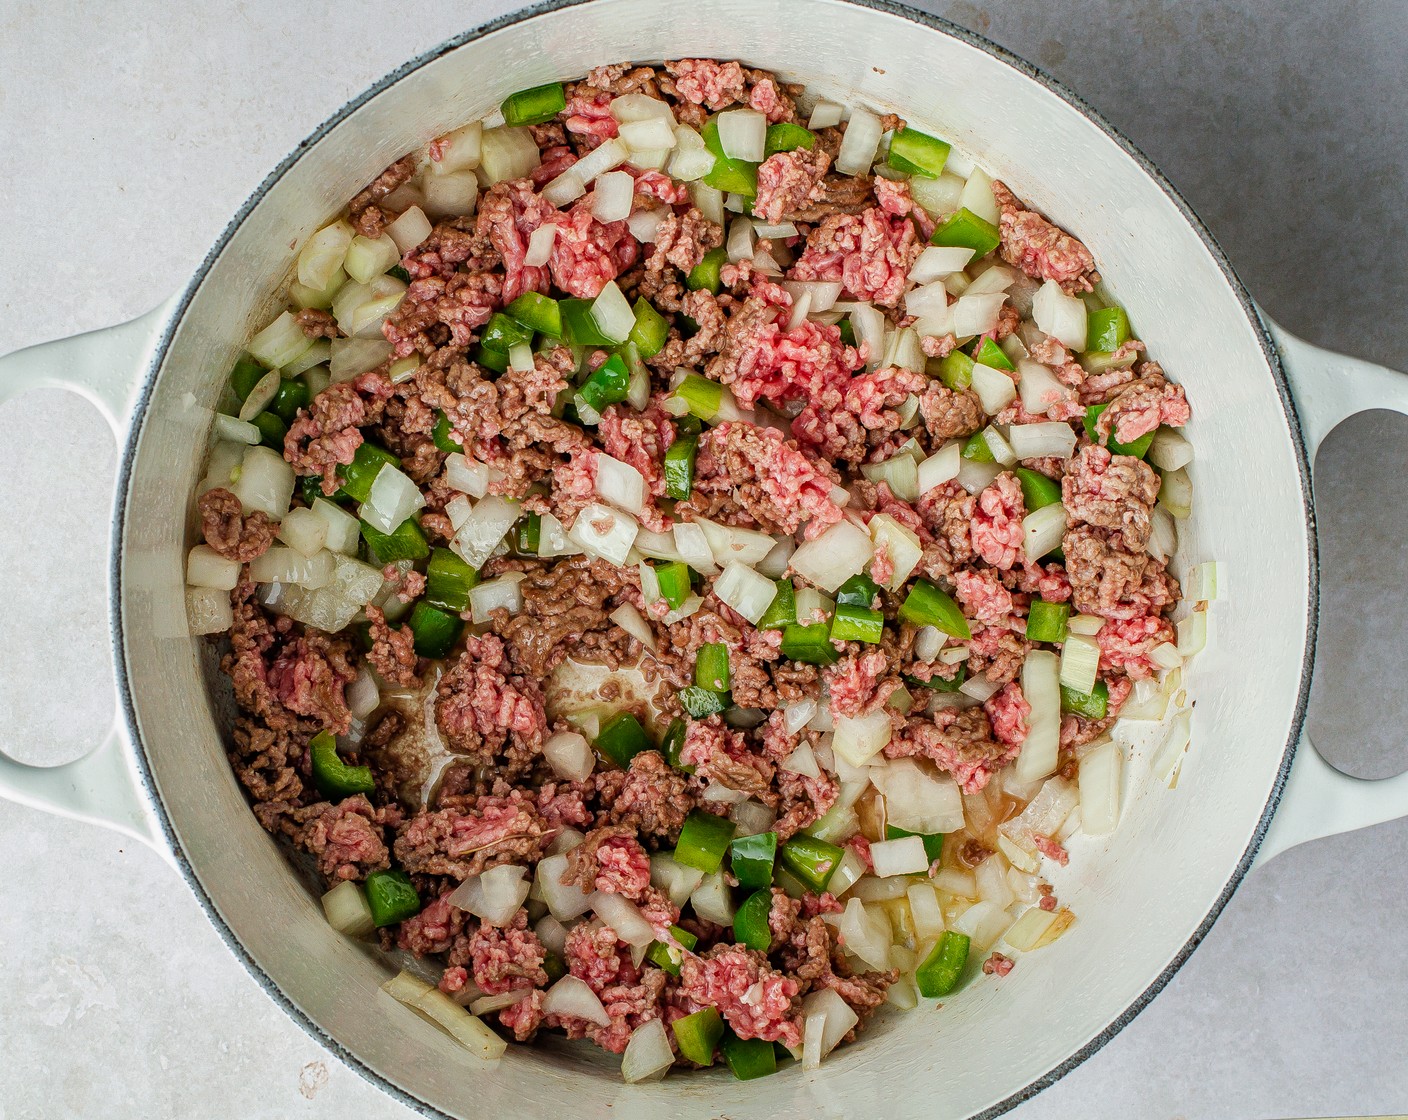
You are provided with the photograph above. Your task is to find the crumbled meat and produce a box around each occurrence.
[885,707,1019,794]
[970,472,1027,570]
[394,790,552,880]
[435,634,547,774]
[991,179,1099,293]
[790,206,923,308]
[1061,445,1160,551]
[365,605,421,688]
[198,487,276,562]
[1095,370,1191,446]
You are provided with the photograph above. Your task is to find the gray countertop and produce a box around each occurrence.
[1,1,1405,1116]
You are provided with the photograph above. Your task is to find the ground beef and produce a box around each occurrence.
[919,382,985,441]
[983,952,1015,977]
[679,715,774,798]
[456,910,550,994]
[348,155,415,238]
[229,716,306,804]
[752,148,832,224]
[792,364,926,465]
[563,826,652,899]
[382,271,501,358]
[365,606,421,688]
[474,178,558,304]
[966,619,1030,685]
[1095,370,1191,445]
[282,382,367,491]
[789,206,922,308]
[824,649,901,720]
[991,180,1099,294]
[1061,445,1160,551]
[953,569,1015,625]
[677,945,802,1047]
[1062,525,1179,620]
[985,681,1030,747]
[600,750,695,844]
[264,795,398,881]
[295,307,339,339]
[547,194,638,298]
[646,207,722,277]
[198,487,276,562]
[398,893,468,957]
[435,634,547,774]
[487,556,631,678]
[683,421,842,537]
[663,58,748,109]
[970,472,1027,570]
[884,707,1019,794]
[394,791,552,881]
[779,915,896,1032]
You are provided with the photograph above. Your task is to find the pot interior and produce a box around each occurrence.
[116,1,1312,1116]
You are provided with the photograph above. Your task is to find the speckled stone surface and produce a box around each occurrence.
[1,2,1405,1117]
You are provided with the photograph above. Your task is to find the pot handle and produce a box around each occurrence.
[1254,313,1408,864]
[0,301,178,864]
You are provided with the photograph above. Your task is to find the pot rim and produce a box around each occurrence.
[108,1,1319,1115]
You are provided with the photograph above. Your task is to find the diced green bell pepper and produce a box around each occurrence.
[972,336,1015,371]
[309,730,376,798]
[663,435,698,500]
[505,291,563,338]
[829,603,884,644]
[898,580,971,639]
[424,547,479,613]
[407,601,463,659]
[501,82,567,127]
[230,355,267,401]
[364,870,421,928]
[730,832,778,892]
[654,561,693,610]
[763,122,817,157]
[674,809,737,873]
[627,297,669,358]
[578,353,632,415]
[835,574,880,609]
[721,1033,778,1080]
[595,712,651,769]
[251,410,288,450]
[1086,305,1130,354]
[885,824,943,865]
[757,580,796,631]
[431,410,464,454]
[887,127,951,178]
[938,349,975,390]
[916,930,971,997]
[1061,680,1109,720]
[1025,600,1070,643]
[271,375,311,424]
[701,117,759,196]
[733,888,774,952]
[930,207,1001,258]
[687,246,728,294]
[694,642,731,692]
[360,517,429,565]
[337,442,399,503]
[561,298,618,347]
[779,622,839,666]
[679,685,730,719]
[672,1006,725,1066]
[778,834,845,892]
[660,717,693,773]
[1014,466,1062,511]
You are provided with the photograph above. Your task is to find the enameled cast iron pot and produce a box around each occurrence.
[4,2,1408,1116]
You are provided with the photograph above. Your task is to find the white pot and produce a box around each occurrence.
[2,2,1406,1117]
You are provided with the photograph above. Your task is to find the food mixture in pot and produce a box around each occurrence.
[185,58,1211,1080]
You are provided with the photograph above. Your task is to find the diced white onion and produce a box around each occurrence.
[1187,560,1223,602]
[543,730,595,782]
[831,710,892,767]
[448,864,530,927]
[957,167,1000,226]
[909,171,966,220]
[836,107,883,176]
[445,453,490,498]
[568,502,639,566]
[650,852,705,907]
[518,223,557,269]
[1022,502,1067,562]
[1153,708,1193,783]
[1147,503,1177,563]
[869,836,929,877]
[970,361,1018,415]
[917,442,963,495]
[981,426,1018,467]
[889,327,926,373]
[1160,467,1193,519]
[689,870,735,926]
[975,856,1014,910]
[386,206,432,255]
[1001,776,1079,849]
[480,126,540,184]
[621,1018,674,1083]
[186,585,234,635]
[626,207,668,243]
[951,293,1008,338]
[952,899,1011,951]
[1150,641,1184,671]
[248,311,314,371]
[453,495,520,568]
[591,170,635,223]
[594,453,647,516]
[1032,280,1088,351]
[470,572,526,622]
[807,101,844,129]
[908,883,945,941]
[534,853,594,920]
[506,341,534,374]
[756,534,795,580]
[717,107,766,162]
[837,898,893,970]
[903,280,952,322]
[232,445,295,519]
[1067,613,1105,636]
[731,798,776,837]
[1149,426,1194,472]
[536,511,581,559]
[187,545,240,591]
[305,498,357,556]
[964,264,1019,297]
[469,989,530,1017]
[534,914,568,958]
[297,221,355,292]
[844,302,883,370]
[1059,633,1101,695]
[959,674,1001,702]
[344,233,401,286]
[610,602,657,652]
[868,513,924,592]
[431,120,483,173]
[1003,905,1060,952]
[321,879,375,937]
[574,136,631,188]
[690,182,725,226]
[933,867,977,899]
[671,521,717,573]
[710,561,775,625]
[694,518,776,569]
[250,545,335,590]
[1008,422,1078,460]
[870,758,964,833]
[542,975,611,1026]
[1014,650,1061,783]
[1017,359,1077,417]
[329,336,393,382]
[956,457,1002,495]
[801,987,857,1069]
[790,519,875,593]
[860,454,919,503]
[662,593,705,625]
[781,735,820,775]
[1078,738,1123,836]
[361,464,425,535]
[724,215,756,265]
[589,892,656,948]
[589,280,635,343]
[910,245,975,284]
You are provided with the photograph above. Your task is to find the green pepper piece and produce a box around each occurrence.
[757,580,796,631]
[431,410,464,454]
[915,930,971,997]
[424,547,479,613]
[309,729,376,798]
[779,622,840,666]
[694,642,731,693]
[930,207,1001,258]
[833,574,877,610]
[542,950,567,984]
[778,834,845,893]
[1083,404,1155,458]
[1086,306,1130,354]
[687,246,728,294]
[336,442,400,503]
[1061,680,1109,720]
[887,127,951,178]
[660,717,693,774]
[387,264,411,285]
[672,1006,725,1067]
[251,410,288,450]
[837,317,856,347]
[645,924,699,976]
[407,601,463,659]
[480,311,534,355]
[701,117,759,196]
[663,435,698,501]
[829,603,885,644]
[360,517,430,565]
[474,344,510,374]
[885,824,944,865]
[912,664,967,693]
[670,373,724,422]
[679,685,730,719]
[938,349,975,391]
[561,298,617,347]
[972,336,1015,371]
[230,354,266,401]
[961,429,995,463]
[763,122,816,157]
[271,375,311,424]
[364,870,421,928]
[732,888,774,952]
[674,809,737,873]
[898,580,971,639]
[1014,466,1063,511]
[730,831,778,892]
[514,512,541,556]
[627,296,669,358]
[500,82,567,127]
[653,561,693,610]
[1025,600,1070,643]
[595,712,651,769]
[578,353,632,415]
[505,291,563,338]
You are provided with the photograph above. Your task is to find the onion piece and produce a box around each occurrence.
[1059,634,1101,695]
[689,870,735,926]
[964,263,1019,296]
[1022,503,1068,562]
[917,441,963,495]
[756,534,795,579]
[1032,280,1088,350]
[361,464,425,535]
[781,735,820,774]
[1017,359,1077,417]
[1004,905,1061,952]
[386,205,432,254]
[1146,503,1178,563]
[470,989,530,1017]
[187,545,240,591]
[1153,707,1193,784]
[480,126,540,184]
[836,107,883,175]
[544,730,595,782]
[861,454,919,503]
[1014,651,1061,783]
[454,495,520,568]
[870,758,964,833]
[1160,467,1193,519]
[713,561,776,625]
[524,223,558,267]
[568,502,639,565]
[807,101,844,129]
[330,336,393,382]
[610,602,657,652]
[952,899,1012,951]
[909,245,975,283]
[469,572,526,622]
[907,883,945,941]
[594,453,647,516]
[423,171,479,220]
[589,280,635,343]
[277,507,329,557]
[959,674,1000,702]
[542,976,611,1026]
[1007,422,1078,460]
[447,864,530,927]
[321,879,375,937]
[837,898,892,970]
[535,853,594,920]
[790,519,875,593]
[430,120,483,173]
[956,456,1002,495]
[850,303,886,369]
[981,426,1018,467]
[831,709,893,767]
[717,107,767,162]
[869,836,929,877]
[951,293,1008,338]
[957,167,1000,225]
[731,798,776,837]
[969,361,1018,415]
[801,988,857,1068]
[1187,560,1223,602]
[232,445,295,519]
[621,1018,674,1083]
[590,891,656,948]
[695,517,777,568]
[592,170,635,223]
[650,852,705,907]
[868,513,924,592]
[1078,738,1123,836]
[933,867,977,899]
[1149,426,1194,472]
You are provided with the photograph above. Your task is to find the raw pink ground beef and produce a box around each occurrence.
[789,207,923,307]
